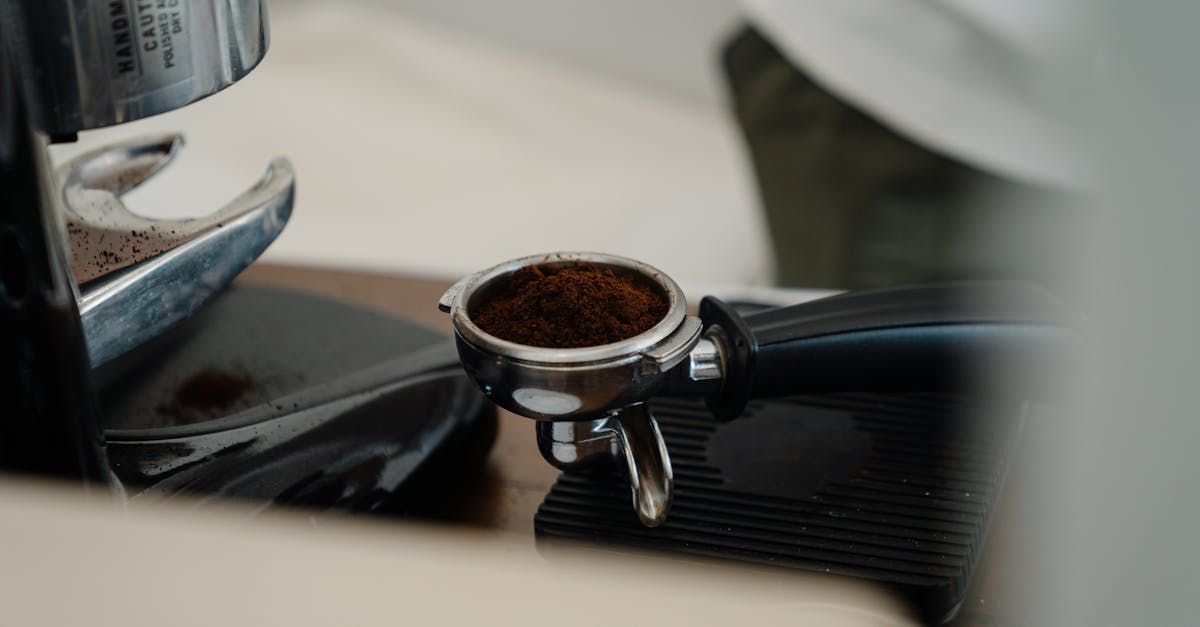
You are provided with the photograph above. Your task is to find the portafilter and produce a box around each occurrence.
[439,252,1078,527]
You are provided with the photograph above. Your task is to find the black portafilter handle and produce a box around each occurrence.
[694,282,1082,420]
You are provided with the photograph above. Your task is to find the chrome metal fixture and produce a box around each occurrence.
[9,0,270,136]
[59,133,294,367]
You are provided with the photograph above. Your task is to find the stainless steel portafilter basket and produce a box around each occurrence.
[440,252,1079,527]
[438,252,705,525]
[439,253,701,421]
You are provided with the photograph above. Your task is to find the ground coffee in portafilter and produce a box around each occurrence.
[471,263,668,348]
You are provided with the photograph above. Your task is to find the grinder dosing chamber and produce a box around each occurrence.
[439,252,1077,527]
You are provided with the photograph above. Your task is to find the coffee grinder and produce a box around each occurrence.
[0,1,493,514]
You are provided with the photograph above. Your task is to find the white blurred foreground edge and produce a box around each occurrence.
[0,477,916,626]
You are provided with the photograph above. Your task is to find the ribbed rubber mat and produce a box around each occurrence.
[534,393,1021,624]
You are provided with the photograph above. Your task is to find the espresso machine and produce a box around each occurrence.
[0,1,493,513]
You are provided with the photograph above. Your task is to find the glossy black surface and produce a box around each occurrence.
[107,365,489,513]
[100,286,494,513]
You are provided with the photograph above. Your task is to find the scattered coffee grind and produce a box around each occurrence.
[472,263,668,348]
[153,369,258,427]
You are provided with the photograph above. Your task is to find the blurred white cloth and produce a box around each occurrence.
[743,0,1095,190]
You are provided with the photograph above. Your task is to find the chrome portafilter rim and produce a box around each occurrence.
[441,251,689,366]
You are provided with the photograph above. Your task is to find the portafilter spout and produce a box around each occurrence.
[440,252,1080,527]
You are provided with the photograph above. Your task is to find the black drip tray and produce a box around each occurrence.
[535,393,1022,624]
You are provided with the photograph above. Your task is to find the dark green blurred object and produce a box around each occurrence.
[722,27,1081,294]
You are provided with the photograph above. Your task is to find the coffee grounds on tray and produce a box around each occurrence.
[156,369,257,424]
[471,263,667,348]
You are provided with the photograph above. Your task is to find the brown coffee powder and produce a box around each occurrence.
[471,263,668,348]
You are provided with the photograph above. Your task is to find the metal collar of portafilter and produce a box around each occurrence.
[438,252,708,526]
